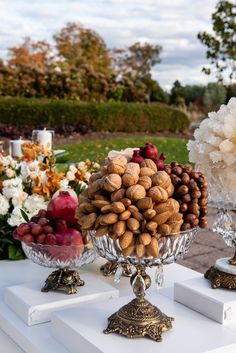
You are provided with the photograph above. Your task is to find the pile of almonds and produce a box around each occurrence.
[77,155,187,258]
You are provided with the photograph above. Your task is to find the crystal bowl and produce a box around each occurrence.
[90,228,197,342]
[21,242,96,294]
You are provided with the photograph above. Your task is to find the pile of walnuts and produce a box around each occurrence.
[77,155,190,258]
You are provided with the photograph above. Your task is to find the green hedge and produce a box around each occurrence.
[0,98,189,133]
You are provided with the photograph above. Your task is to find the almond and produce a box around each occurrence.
[143,209,156,220]
[136,244,145,258]
[157,224,171,235]
[112,221,126,236]
[139,233,152,245]
[111,188,126,202]
[96,226,109,237]
[100,213,118,225]
[122,244,135,257]
[127,218,140,231]
[132,211,144,222]
[147,237,159,257]
[111,201,125,214]
[136,197,153,210]
[120,198,132,207]
[119,210,131,221]
[101,204,112,213]
[92,199,110,208]
[153,211,173,225]
[81,213,97,230]
[146,221,158,232]
[119,231,133,249]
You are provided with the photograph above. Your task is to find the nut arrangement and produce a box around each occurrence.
[165,162,208,230]
[77,152,208,258]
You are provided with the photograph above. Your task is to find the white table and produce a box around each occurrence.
[0,259,201,353]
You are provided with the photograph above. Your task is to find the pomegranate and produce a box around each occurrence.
[130,150,144,164]
[153,153,166,170]
[55,228,84,246]
[52,228,84,260]
[140,143,158,159]
[47,191,78,226]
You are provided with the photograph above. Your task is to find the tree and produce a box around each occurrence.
[8,37,53,71]
[114,42,162,80]
[53,22,112,74]
[203,82,227,111]
[198,1,236,81]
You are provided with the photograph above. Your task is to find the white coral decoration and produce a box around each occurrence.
[187,97,236,167]
[0,194,10,216]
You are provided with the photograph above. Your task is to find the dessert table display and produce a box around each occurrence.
[188,97,236,289]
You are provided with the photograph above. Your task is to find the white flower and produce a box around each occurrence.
[6,168,15,178]
[66,170,76,181]
[77,161,86,170]
[84,171,91,182]
[0,194,10,215]
[12,191,28,208]
[2,177,23,199]
[7,207,25,227]
[59,178,69,189]
[23,194,47,216]
[69,165,78,174]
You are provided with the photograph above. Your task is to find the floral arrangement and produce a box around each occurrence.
[0,143,99,259]
[187,97,236,204]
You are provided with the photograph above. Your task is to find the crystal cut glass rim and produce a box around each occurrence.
[90,227,197,267]
[21,241,96,269]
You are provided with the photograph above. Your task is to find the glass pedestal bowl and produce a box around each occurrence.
[21,242,96,294]
[205,207,236,289]
[90,228,197,342]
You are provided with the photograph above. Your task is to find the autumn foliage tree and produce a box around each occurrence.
[8,37,53,71]
[54,23,112,75]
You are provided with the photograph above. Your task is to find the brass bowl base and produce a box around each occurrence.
[104,296,174,342]
[205,266,236,289]
[100,261,133,277]
[41,268,85,294]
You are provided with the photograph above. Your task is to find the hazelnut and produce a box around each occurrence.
[181,173,190,185]
[191,190,201,199]
[180,203,188,212]
[185,213,196,223]
[199,217,207,228]
[177,185,189,195]
[189,180,197,189]
[170,174,181,185]
[181,194,191,203]
[182,164,193,174]
[181,222,192,231]
[164,165,172,175]
[172,166,183,175]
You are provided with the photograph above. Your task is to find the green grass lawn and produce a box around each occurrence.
[57,136,189,164]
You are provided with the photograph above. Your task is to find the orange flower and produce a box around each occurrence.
[33,169,65,198]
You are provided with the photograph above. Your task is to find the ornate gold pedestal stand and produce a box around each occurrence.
[104,266,173,341]
[205,248,236,289]
[100,261,133,277]
[41,268,85,294]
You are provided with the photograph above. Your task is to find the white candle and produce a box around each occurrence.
[10,139,26,157]
[37,128,52,150]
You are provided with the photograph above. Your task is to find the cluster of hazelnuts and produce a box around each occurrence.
[164,162,208,230]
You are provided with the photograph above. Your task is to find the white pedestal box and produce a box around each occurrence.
[51,292,236,353]
[174,276,236,324]
[0,300,69,353]
[5,273,119,326]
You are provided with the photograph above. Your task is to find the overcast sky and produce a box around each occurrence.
[0,0,217,89]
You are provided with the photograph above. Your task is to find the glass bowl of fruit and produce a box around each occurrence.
[13,191,96,294]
